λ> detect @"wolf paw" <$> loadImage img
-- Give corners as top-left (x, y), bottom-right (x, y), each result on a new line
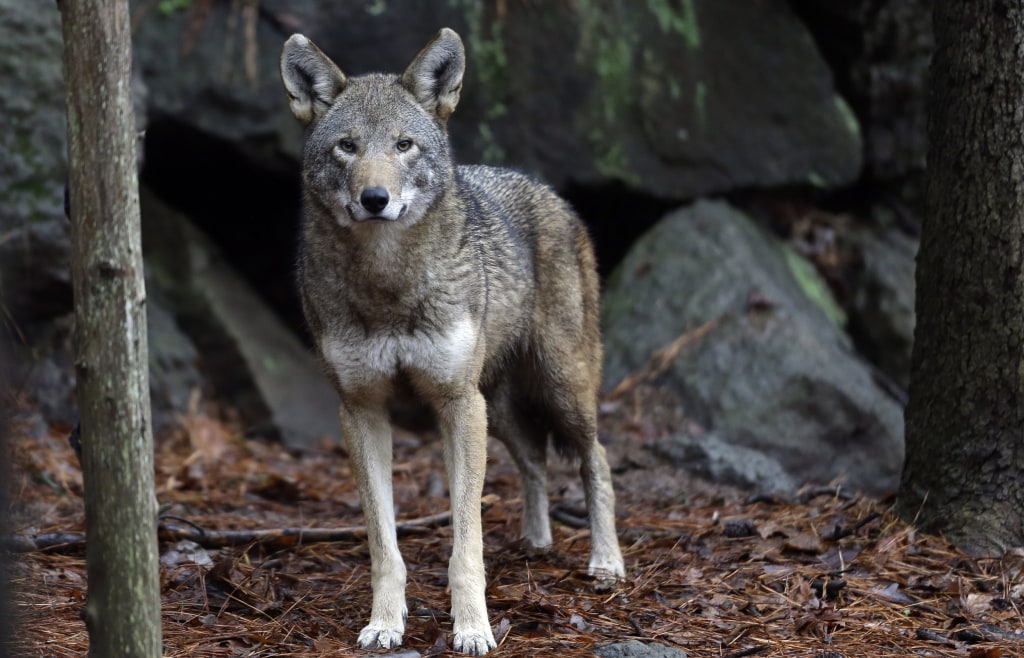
top-left (452, 629), bottom-right (497, 655)
top-left (589, 558), bottom-right (625, 593)
top-left (591, 569), bottom-right (622, 593)
top-left (357, 625), bottom-right (404, 650)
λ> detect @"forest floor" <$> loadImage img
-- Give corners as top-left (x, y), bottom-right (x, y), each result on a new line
top-left (6, 391), bottom-right (1024, 658)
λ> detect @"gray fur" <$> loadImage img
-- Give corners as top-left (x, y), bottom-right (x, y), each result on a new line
top-left (281, 27), bottom-right (624, 656)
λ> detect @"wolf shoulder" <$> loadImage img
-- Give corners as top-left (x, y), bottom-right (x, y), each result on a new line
top-left (455, 164), bottom-right (584, 244)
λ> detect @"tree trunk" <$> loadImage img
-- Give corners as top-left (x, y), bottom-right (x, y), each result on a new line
top-left (60, 1), bottom-right (162, 655)
top-left (897, 0), bottom-right (1024, 555)
top-left (0, 350), bottom-right (12, 658)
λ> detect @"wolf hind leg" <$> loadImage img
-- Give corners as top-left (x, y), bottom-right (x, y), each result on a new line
top-left (578, 437), bottom-right (625, 589)
top-left (535, 351), bottom-right (625, 589)
top-left (486, 378), bottom-right (552, 548)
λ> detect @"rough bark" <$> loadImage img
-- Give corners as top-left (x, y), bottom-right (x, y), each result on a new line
top-left (0, 348), bottom-right (12, 658)
top-left (60, 1), bottom-right (162, 655)
top-left (897, 0), bottom-right (1024, 555)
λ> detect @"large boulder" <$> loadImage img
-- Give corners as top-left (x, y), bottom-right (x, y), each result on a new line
top-left (601, 200), bottom-right (904, 494)
top-left (131, 0), bottom-right (861, 199)
top-left (566, 0), bottom-right (863, 197)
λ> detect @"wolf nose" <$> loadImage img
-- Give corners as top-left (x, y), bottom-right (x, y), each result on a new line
top-left (360, 187), bottom-right (390, 214)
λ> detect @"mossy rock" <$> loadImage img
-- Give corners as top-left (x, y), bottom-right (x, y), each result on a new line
top-left (601, 200), bottom-right (903, 494)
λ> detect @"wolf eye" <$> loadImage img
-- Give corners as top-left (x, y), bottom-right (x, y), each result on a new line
top-left (396, 139), bottom-right (413, 152)
top-left (338, 139), bottom-right (357, 154)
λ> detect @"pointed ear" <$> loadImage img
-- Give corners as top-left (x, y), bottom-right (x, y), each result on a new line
top-left (280, 34), bottom-right (347, 127)
top-left (401, 28), bottom-right (466, 124)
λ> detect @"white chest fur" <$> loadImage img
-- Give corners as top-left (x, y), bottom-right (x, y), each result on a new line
top-left (320, 315), bottom-right (478, 391)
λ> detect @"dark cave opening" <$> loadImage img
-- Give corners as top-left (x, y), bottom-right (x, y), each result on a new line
top-left (140, 117), bottom-right (307, 335)
top-left (561, 182), bottom-right (678, 279)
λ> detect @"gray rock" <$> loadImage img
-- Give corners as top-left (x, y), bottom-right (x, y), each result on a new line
top-left (131, 1), bottom-right (860, 200)
top-left (147, 299), bottom-right (203, 432)
top-left (140, 188), bottom-right (341, 447)
top-left (595, 640), bottom-right (688, 658)
top-left (601, 200), bottom-right (904, 494)
top-left (0, 0), bottom-right (74, 323)
top-left (0, 0), bottom-right (66, 233)
top-left (12, 294), bottom-right (201, 436)
top-left (130, 0), bottom-right (301, 154)
top-left (844, 219), bottom-right (917, 390)
top-left (576, 0), bottom-right (862, 197)
top-left (15, 318), bottom-right (77, 428)
top-left (650, 429), bottom-right (797, 493)
top-left (1, 219), bottom-right (73, 324)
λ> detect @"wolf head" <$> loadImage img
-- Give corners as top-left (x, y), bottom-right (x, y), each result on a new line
top-left (281, 29), bottom-right (465, 227)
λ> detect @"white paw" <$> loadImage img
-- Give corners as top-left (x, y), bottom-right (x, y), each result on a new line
top-left (356, 625), bottom-right (404, 650)
top-left (452, 628), bottom-right (497, 656)
top-left (589, 556), bottom-right (625, 592)
top-left (520, 528), bottom-right (553, 550)
top-left (591, 569), bottom-right (621, 592)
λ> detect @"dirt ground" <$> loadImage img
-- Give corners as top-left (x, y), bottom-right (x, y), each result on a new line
top-left (6, 391), bottom-right (1024, 657)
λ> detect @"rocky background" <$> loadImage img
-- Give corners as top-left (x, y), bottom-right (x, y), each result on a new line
top-left (1, 0), bottom-right (928, 495)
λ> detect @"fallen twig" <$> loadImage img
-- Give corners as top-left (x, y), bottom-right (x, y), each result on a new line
top-left (159, 514), bottom-right (439, 549)
top-left (825, 511), bottom-right (882, 541)
top-left (1, 532), bottom-right (85, 553)
top-left (957, 623), bottom-right (1024, 644)
top-left (606, 318), bottom-right (721, 399)
top-left (5, 495), bottom-right (498, 553)
top-left (550, 503), bottom-right (589, 529)
top-left (915, 627), bottom-right (955, 647)
top-left (721, 645), bottom-right (770, 658)
top-left (797, 486), bottom-right (853, 503)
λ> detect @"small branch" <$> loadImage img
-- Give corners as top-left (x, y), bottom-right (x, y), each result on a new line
top-left (1, 532), bottom-right (87, 553)
top-left (797, 486), bottom-right (854, 504)
top-left (956, 624), bottom-right (1024, 644)
top-left (159, 510), bottom-right (450, 549)
top-left (915, 627), bottom-right (955, 647)
top-left (825, 512), bottom-right (882, 541)
top-left (721, 644), bottom-right (770, 658)
top-left (550, 503), bottom-right (589, 529)
top-left (605, 318), bottom-right (721, 399)
top-left (5, 495), bottom-right (499, 553)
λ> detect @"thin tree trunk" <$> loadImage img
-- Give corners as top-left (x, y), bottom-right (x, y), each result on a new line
top-left (0, 350), bottom-right (12, 658)
top-left (897, 0), bottom-right (1024, 555)
top-left (60, 1), bottom-right (162, 655)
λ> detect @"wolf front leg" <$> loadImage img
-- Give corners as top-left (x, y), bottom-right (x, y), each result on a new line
top-left (436, 389), bottom-right (496, 655)
top-left (338, 398), bottom-right (408, 650)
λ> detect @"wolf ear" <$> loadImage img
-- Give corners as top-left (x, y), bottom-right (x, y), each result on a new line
top-left (280, 34), bottom-right (347, 127)
top-left (402, 28), bottom-right (466, 124)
